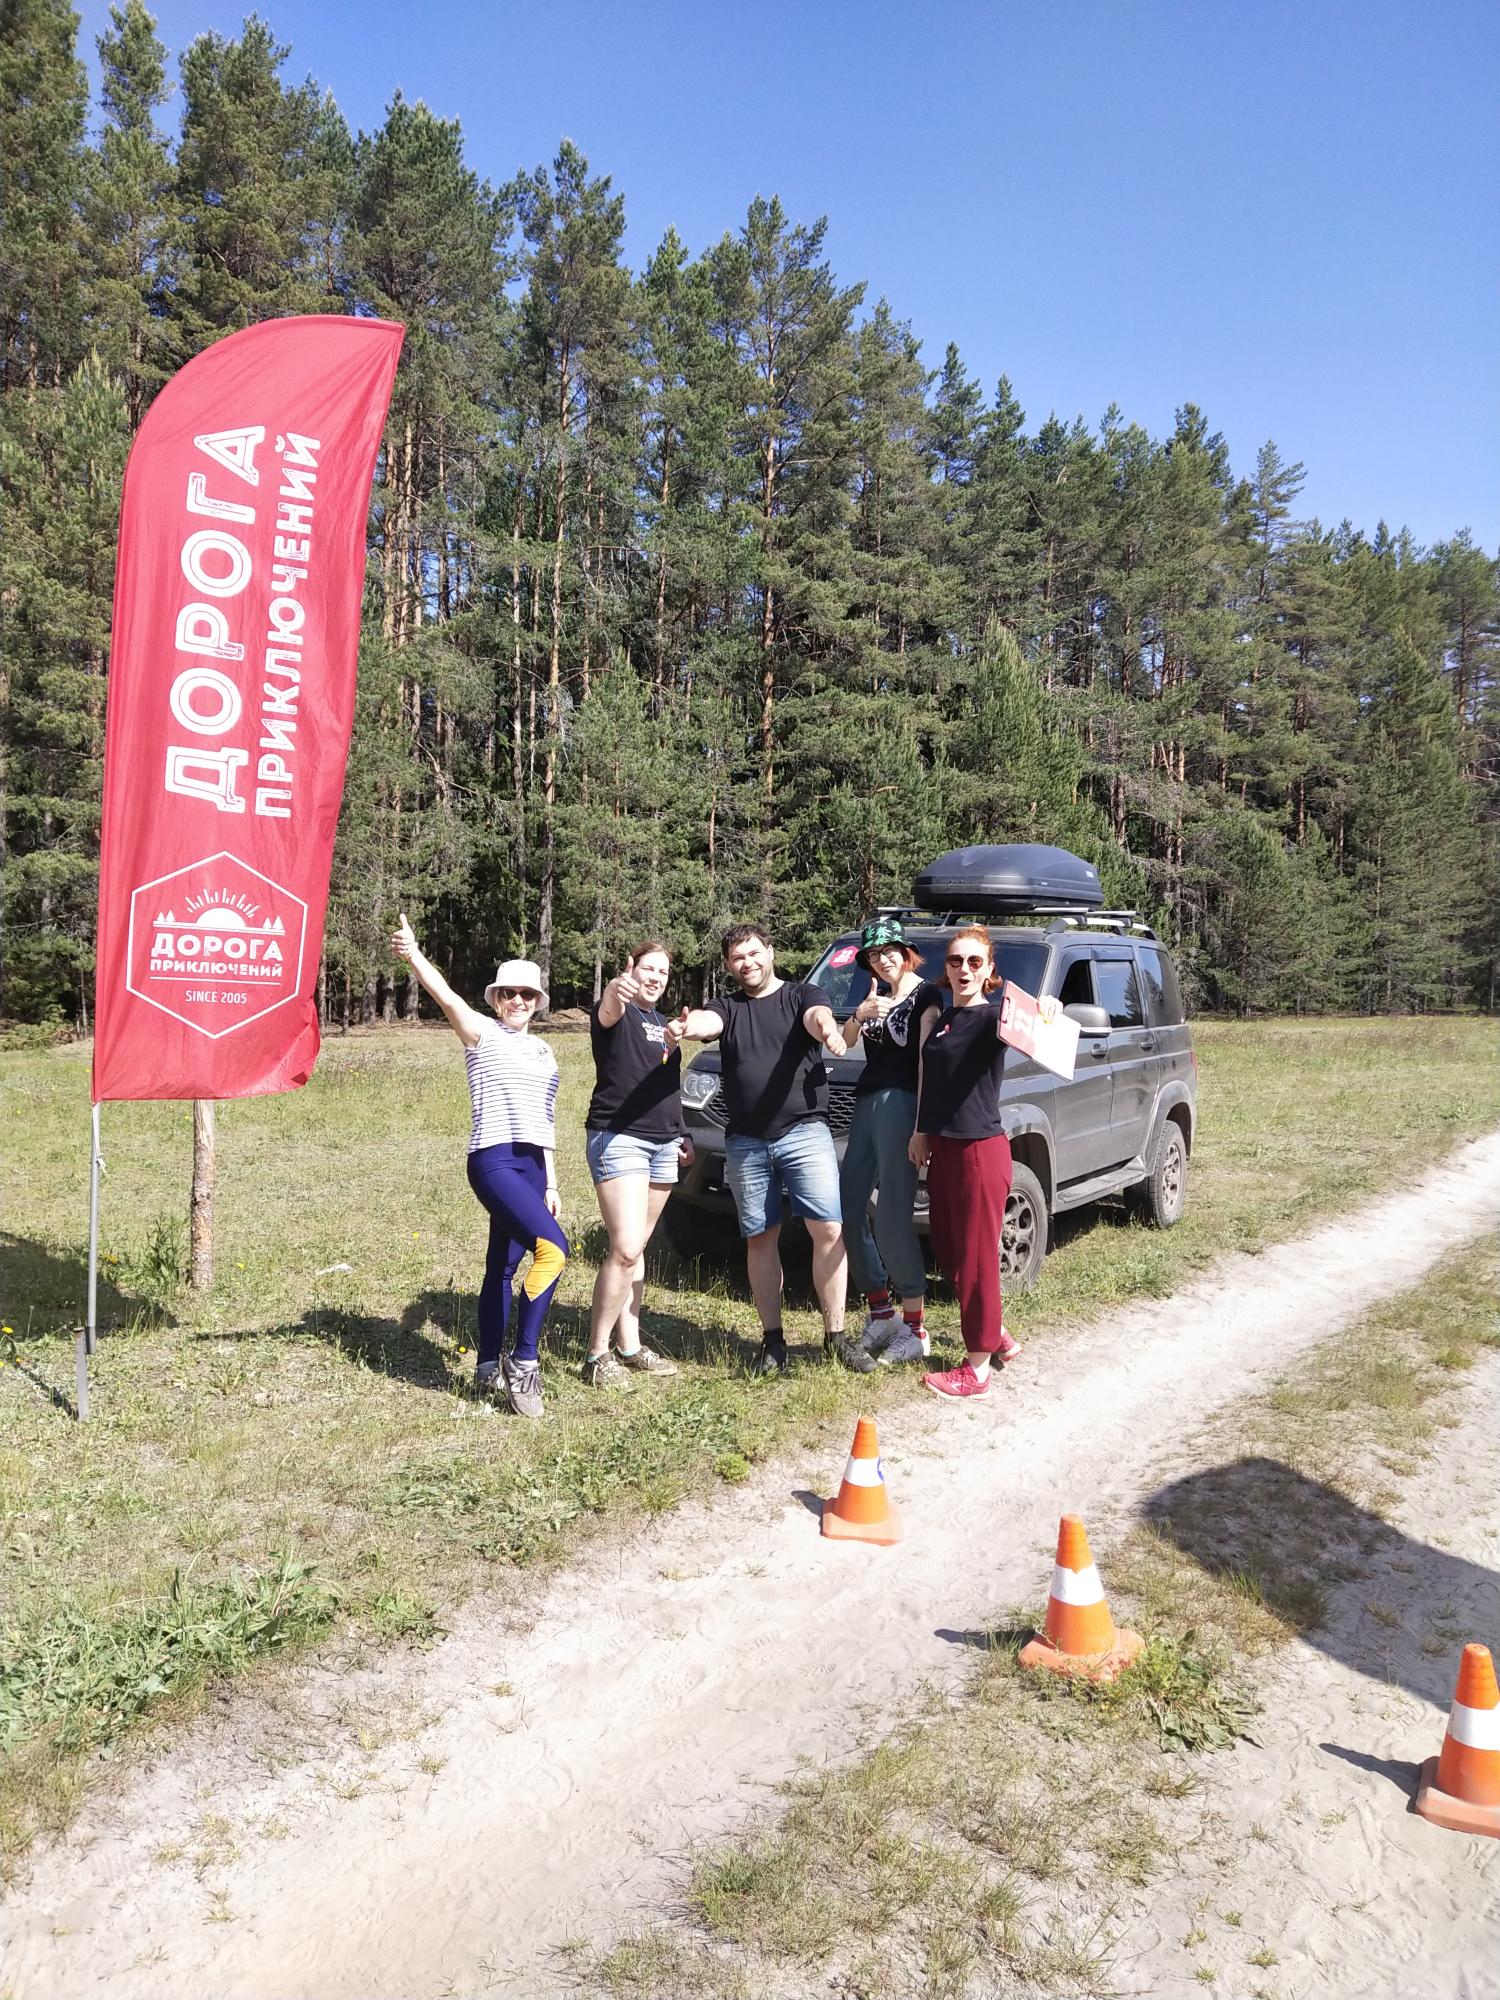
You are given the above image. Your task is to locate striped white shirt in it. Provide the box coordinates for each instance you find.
[464,1023,560,1153]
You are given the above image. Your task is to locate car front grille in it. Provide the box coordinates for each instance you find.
[698,1081,859,1135]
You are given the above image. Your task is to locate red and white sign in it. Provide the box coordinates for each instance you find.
[93,315,402,1102]
[127,852,307,1040]
[998,982,1081,1081]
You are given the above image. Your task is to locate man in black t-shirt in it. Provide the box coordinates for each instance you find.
[667,923,872,1377]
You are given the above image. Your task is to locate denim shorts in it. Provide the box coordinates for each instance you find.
[724,1121,842,1237]
[586,1127,681,1186]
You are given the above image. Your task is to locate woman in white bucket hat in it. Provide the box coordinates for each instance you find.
[391,914,567,1418]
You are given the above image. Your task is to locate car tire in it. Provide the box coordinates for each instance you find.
[1001,1161,1049,1294]
[1131,1118,1187,1229]
[661,1192,741,1265]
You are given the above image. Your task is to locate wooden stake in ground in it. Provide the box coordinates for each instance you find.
[190,1099,215,1291]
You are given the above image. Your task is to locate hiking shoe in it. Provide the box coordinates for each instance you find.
[825,1332,878,1375]
[501,1353,544,1419]
[752,1337,790,1378]
[994,1331,1023,1363]
[923,1362,989,1400]
[881,1327,930,1365]
[617,1344,678,1376]
[859,1311,900,1356]
[581,1351,630,1389]
[473,1359,502,1398]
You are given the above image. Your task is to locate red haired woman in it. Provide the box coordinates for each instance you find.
[908,925,1054,1400]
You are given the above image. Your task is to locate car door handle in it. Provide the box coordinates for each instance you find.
[1089,1042,1108,1060]
[1140,1037,1156,1052]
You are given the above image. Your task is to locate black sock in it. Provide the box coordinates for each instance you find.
[762,1327,786,1349]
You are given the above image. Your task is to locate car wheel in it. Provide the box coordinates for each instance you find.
[1133,1119,1187,1228]
[1000,1162,1049,1294]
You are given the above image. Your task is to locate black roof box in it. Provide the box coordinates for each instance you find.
[913,843,1103,917]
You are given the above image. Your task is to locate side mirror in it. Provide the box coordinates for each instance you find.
[1064,1003,1111,1036]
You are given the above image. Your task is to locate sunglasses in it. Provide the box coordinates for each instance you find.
[945,953,989,971]
[496,987,540,1003]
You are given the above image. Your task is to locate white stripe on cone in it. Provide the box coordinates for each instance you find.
[1049,1561,1105,1607]
[840,1455,885,1489]
[1448,1700,1500,1751]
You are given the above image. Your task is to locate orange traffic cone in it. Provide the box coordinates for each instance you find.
[822,1416,903,1545]
[1018,1513,1144,1682]
[1415,1643,1500,1838]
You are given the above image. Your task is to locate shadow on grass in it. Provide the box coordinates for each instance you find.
[206,1286,765,1389]
[1142,1458,1500,1709]
[0,1230,170,1337]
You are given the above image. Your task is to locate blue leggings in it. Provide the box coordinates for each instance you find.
[466,1143,569,1366]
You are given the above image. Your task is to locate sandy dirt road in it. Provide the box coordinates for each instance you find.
[4,1131,1498,1999]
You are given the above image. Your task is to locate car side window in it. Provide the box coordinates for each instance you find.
[1057,956,1096,1008]
[1093,955,1144,1029]
[1139,945,1185,1025]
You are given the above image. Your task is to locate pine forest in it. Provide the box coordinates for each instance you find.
[3,2,1497,1030]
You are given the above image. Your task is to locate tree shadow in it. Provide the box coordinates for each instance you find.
[1141,1458,1500,1710]
[0,1230,171,1338]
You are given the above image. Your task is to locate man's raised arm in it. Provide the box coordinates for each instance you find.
[665,1006,724,1051]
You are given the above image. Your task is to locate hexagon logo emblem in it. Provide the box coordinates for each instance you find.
[126,851,308,1040]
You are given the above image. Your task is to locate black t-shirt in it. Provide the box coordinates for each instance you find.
[586,1002,683,1140]
[917,997,1008,1139]
[855,979,945,1098]
[706,980,833,1140]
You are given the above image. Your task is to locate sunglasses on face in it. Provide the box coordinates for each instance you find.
[945,954,989,971]
[497,987,540,1003]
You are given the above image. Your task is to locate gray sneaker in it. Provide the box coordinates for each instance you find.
[616,1344,678,1377]
[581,1350,630,1389]
[825,1332,878,1375]
[501,1353,544,1419]
[859,1312,901,1356]
[880,1327,931,1365]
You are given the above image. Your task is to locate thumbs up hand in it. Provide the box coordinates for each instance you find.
[664,1007,690,1051]
[390,911,417,961]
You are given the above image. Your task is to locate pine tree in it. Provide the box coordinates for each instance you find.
[173,16,349,348]
[86,0,177,424]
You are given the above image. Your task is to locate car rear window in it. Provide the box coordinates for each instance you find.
[1139,944,1186,1024]
[807,935,1047,1011]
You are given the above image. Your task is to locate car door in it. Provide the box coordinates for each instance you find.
[1048,949,1115,1181]
[1091,948,1159,1165]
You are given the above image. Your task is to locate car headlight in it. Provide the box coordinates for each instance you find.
[681,1067,719,1107]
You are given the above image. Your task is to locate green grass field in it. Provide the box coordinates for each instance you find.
[1,1015,1496,1864]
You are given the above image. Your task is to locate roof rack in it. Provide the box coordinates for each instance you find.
[877,901,1154,937]
[1046,910,1157,939]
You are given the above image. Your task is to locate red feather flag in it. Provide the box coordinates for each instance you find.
[92,315,402,1102]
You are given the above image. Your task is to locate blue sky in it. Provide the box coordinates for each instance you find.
[76,0,1497,549]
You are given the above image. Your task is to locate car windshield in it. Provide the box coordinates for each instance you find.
[806,934,1049,1012]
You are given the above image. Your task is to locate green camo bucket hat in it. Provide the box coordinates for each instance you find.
[857,915,908,969]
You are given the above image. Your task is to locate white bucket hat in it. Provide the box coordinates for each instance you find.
[484,958,547,1008]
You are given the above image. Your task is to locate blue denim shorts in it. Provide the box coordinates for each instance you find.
[724,1121,842,1237]
[586,1128,681,1186]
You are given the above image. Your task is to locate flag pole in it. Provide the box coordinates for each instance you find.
[79,1100,102,1420]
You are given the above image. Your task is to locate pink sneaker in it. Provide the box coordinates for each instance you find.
[995,1331,1023,1362]
[923,1362,989,1400]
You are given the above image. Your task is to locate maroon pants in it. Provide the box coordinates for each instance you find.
[927,1133,1012,1354]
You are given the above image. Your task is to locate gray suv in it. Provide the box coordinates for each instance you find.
[663,913,1196,1292]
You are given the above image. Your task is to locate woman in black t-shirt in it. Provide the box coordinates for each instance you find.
[581,942,689,1388]
[837,916,945,1364]
[908,925,1057,1402]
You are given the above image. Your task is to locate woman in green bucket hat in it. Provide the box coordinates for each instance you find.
[836,916,945,1362]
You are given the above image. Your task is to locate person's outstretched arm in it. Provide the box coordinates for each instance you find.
[664,1006,725,1050]
[390,913,490,1048]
